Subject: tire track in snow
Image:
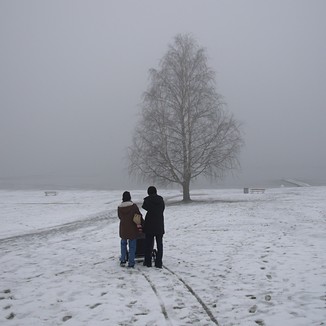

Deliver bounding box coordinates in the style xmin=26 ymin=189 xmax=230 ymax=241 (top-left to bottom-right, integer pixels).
xmin=140 ymin=265 xmax=219 ymax=325
xmin=0 ymin=210 xmax=116 ymax=244
xmin=163 ymin=265 xmax=220 ymax=325
xmin=141 ymin=271 xmax=173 ymax=326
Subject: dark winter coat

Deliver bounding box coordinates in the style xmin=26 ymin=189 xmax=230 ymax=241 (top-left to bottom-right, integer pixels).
xmin=142 ymin=194 xmax=165 ymax=235
xmin=117 ymin=201 xmax=142 ymax=240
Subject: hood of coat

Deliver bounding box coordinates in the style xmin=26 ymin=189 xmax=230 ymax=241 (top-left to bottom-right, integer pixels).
xmin=118 ymin=201 xmax=134 ymax=211
xmin=118 ymin=201 xmax=133 ymax=208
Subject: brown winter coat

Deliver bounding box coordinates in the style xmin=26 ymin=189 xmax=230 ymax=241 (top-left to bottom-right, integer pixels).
xmin=117 ymin=201 xmax=142 ymax=240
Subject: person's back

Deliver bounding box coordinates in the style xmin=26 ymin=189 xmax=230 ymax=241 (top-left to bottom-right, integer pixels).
xmin=117 ymin=191 xmax=142 ymax=268
xmin=142 ymin=186 xmax=165 ymax=268
xmin=118 ymin=201 xmax=140 ymax=240
xmin=142 ymin=192 xmax=165 ymax=236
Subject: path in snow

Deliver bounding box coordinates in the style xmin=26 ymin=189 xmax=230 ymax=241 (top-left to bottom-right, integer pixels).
xmin=0 ymin=209 xmax=221 ymax=325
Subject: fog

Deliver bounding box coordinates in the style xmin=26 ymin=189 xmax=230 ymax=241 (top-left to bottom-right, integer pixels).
xmin=1 ymin=0 xmax=325 ymax=189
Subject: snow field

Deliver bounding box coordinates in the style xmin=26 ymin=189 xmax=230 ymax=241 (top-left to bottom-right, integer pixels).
xmin=0 ymin=187 xmax=325 ymax=325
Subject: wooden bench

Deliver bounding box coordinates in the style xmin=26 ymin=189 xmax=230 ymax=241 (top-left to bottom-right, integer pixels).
xmin=44 ymin=191 xmax=57 ymax=196
xmin=250 ymin=188 xmax=265 ymax=194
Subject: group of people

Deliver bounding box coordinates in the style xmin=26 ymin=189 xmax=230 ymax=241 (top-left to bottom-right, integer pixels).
xmin=117 ymin=186 xmax=165 ymax=268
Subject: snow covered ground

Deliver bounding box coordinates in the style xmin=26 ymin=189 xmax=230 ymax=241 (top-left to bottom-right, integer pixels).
xmin=0 ymin=187 xmax=325 ymax=326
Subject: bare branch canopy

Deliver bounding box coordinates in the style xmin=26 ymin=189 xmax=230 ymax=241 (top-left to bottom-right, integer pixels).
xmin=129 ymin=34 xmax=244 ymax=201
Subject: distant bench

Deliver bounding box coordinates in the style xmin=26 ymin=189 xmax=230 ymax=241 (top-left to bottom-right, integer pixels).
xmin=250 ymin=188 xmax=265 ymax=194
xmin=44 ymin=191 xmax=57 ymax=196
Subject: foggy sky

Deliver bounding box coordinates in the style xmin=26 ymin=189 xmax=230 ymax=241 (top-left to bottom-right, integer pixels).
xmin=1 ymin=0 xmax=325 ymax=189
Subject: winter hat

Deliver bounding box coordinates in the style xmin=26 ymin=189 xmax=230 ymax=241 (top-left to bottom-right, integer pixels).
xmin=122 ymin=191 xmax=131 ymax=202
xmin=147 ymin=186 xmax=157 ymax=195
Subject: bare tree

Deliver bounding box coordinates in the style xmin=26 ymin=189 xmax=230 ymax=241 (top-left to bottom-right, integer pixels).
xmin=129 ymin=34 xmax=243 ymax=201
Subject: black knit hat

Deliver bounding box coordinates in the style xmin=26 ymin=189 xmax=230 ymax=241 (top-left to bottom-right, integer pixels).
xmin=147 ymin=186 xmax=157 ymax=195
xmin=122 ymin=191 xmax=131 ymax=202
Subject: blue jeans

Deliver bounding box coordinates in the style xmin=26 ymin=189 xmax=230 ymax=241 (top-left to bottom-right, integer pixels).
xmin=120 ymin=239 xmax=137 ymax=267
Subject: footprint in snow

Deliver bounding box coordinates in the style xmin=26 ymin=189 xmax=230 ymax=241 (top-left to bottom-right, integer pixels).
xmin=62 ymin=315 xmax=72 ymax=322
xmin=265 ymin=294 xmax=272 ymax=301
xmin=127 ymin=300 xmax=137 ymax=308
xmin=245 ymin=294 xmax=256 ymax=300
xmin=1 ymin=289 xmax=11 ymax=300
xmin=6 ymin=312 xmax=15 ymax=320
xmin=2 ymin=289 xmax=15 ymax=318
xmin=249 ymin=305 xmax=257 ymax=313
xmin=89 ymin=303 xmax=102 ymax=309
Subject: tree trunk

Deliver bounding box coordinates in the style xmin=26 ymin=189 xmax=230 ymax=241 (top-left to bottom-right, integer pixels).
xmin=182 ymin=181 xmax=191 ymax=202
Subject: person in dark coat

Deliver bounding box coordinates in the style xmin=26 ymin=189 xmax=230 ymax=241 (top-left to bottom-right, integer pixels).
xmin=117 ymin=191 xmax=142 ymax=268
xmin=142 ymin=186 xmax=165 ymax=268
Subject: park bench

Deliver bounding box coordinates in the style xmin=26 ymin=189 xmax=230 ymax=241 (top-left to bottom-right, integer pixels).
xmin=44 ymin=191 xmax=57 ymax=196
xmin=250 ymin=188 xmax=265 ymax=194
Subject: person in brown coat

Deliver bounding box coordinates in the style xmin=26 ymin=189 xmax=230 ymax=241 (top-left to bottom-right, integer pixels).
xmin=117 ymin=191 xmax=142 ymax=267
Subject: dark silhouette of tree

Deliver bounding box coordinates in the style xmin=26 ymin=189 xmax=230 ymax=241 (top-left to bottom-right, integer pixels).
xmin=129 ymin=34 xmax=243 ymax=201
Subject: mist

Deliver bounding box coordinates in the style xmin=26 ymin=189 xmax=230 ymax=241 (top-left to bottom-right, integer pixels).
xmin=1 ymin=1 xmax=325 ymax=189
